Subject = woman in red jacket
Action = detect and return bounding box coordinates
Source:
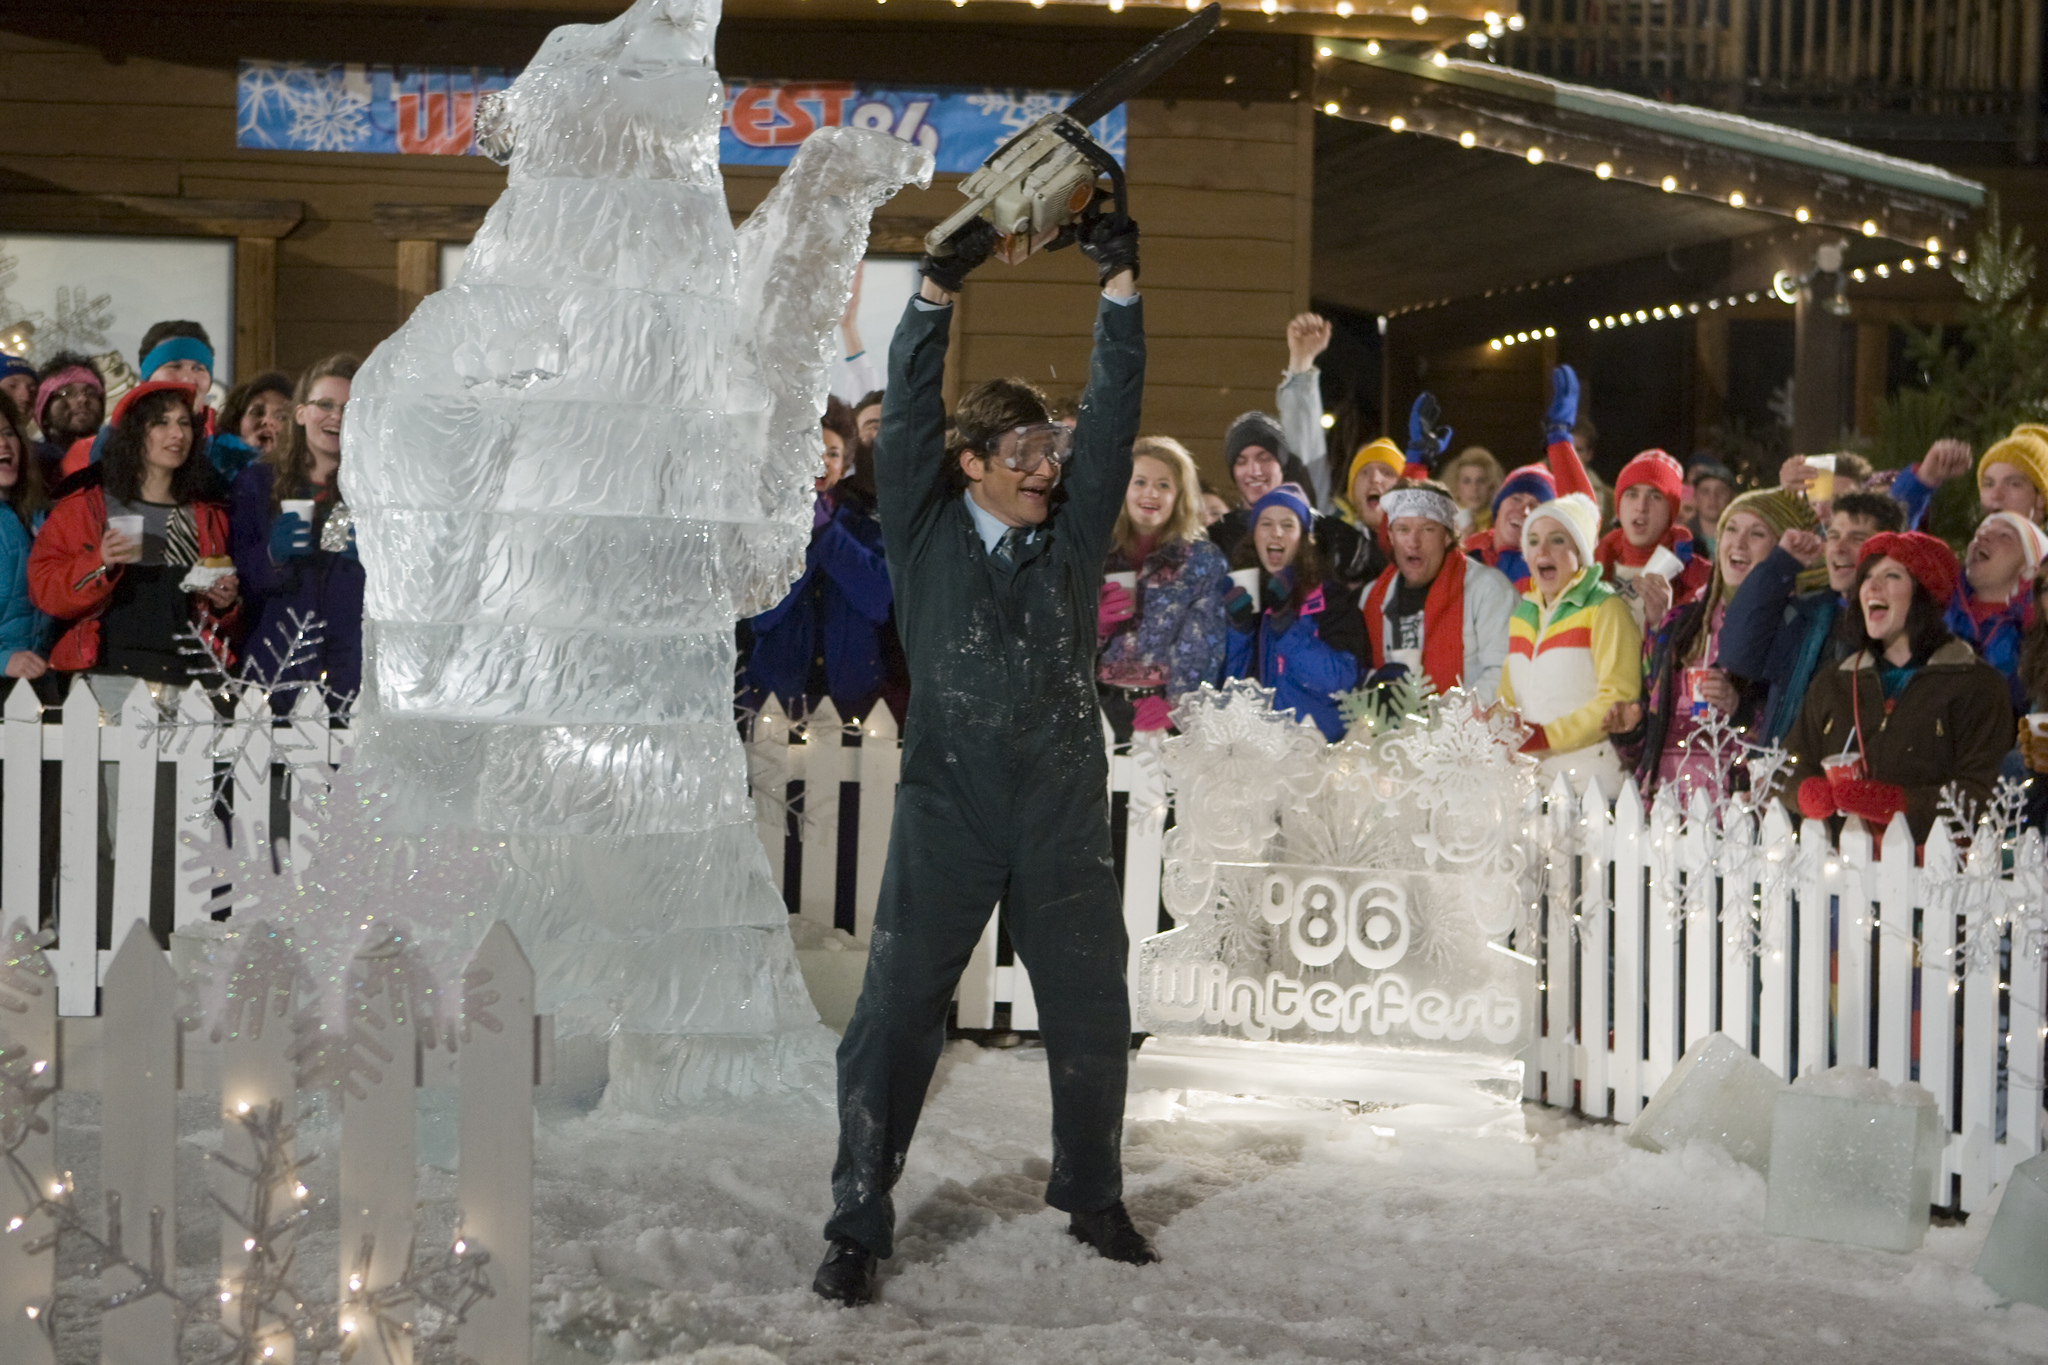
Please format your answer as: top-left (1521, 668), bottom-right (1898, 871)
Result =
top-left (29, 381), bottom-right (241, 685)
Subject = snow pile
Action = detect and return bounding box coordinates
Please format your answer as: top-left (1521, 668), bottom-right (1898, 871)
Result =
top-left (1791, 1065), bottom-right (1937, 1108)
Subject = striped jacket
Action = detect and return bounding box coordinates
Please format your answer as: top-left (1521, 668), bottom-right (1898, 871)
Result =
top-left (1500, 565), bottom-right (1642, 753)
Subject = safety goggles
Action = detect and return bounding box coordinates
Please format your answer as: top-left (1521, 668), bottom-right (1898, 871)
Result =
top-left (990, 422), bottom-right (1073, 474)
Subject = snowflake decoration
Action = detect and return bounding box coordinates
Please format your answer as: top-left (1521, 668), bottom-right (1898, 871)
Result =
top-left (1163, 678), bottom-right (1325, 857)
top-left (1374, 690), bottom-right (1535, 874)
top-left (241, 62), bottom-right (372, 153)
top-left (35, 284), bottom-right (113, 360)
top-left (965, 89), bottom-right (1073, 132)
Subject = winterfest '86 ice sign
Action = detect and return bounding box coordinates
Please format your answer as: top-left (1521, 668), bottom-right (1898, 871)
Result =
top-left (1137, 680), bottom-right (1541, 1055)
top-left (235, 61), bottom-right (1124, 172)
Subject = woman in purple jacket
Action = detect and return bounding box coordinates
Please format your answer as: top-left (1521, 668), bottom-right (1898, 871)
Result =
top-left (1096, 435), bottom-right (1228, 740)
top-left (229, 354), bottom-right (363, 711)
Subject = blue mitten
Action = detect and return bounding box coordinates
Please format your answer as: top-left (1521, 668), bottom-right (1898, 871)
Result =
top-left (269, 512), bottom-right (310, 561)
top-left (1544, 365), bottom-right (1580, 445)
top-left (1406, 393), bottom-right (1452, 472)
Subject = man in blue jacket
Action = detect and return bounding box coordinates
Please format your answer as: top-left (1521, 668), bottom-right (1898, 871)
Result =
top-left (1720, 490), bottom-right (1903, 743)
top-left (814, 210), bottom-right (1150, 1307)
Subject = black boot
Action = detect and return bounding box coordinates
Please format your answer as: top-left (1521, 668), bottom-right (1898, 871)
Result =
top-left (1067, 1200), bottom-right (1159, 1265)
top-left (811, 1236), bottom-right (879, 1306)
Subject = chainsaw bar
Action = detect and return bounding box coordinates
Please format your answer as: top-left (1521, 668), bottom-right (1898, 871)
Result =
top-left (1064, 2), bottom-right (1222, 130)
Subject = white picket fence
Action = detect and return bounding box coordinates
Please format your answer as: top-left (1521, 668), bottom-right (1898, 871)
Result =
top-left (5, 678), bottom-right (2042, 1222)
top-left (1527, 774), bottom-right (2048, 1215)
top-left (0, 916), bottom-right (539, 1365)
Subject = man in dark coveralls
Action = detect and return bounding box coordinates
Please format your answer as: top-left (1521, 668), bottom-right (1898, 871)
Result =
top-left (812, 213), bottom-right (1152, 1306)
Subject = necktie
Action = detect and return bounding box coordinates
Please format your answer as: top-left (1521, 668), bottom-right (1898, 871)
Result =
top-left (995, 525), bottom-right (1030, 566)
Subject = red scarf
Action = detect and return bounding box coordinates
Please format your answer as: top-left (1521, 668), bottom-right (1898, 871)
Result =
top-left (1594, 521), bottom-right (1692, 571)
top-left (1362, 550), bottom-right (1467, 693)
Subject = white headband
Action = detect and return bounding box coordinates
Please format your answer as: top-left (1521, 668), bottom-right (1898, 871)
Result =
top-left (1379, 487), bottom-right (1458, 530)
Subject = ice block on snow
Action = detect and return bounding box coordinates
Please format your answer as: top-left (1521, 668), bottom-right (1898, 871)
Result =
top-left (1764, 1067), bottom-right (1943, 1252)
top-left (1625, 1031), bottom-right (1783, 1172)
top-left (1974, 1151), bottom-right (2048, 1309)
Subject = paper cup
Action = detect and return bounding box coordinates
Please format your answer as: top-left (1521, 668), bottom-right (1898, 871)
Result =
top-left (106, 514), bottom-right (144, 542)
top-left (1823, 752), bottom-right (1866, 790)
top-left (1104, 571), bottom-right (1138, 594)
top-left (1229, 568), bottom-right (1262, 597)
top-left (2027, 712), bottom-right (2048, 739)
top-left (280, 499), bottom-right (315, 524)
top-left (1644, 544), bottom-right (1684, 581)
top-left (1805, 454), bottom-right (1836, 504)
top-left (1685, 666), bottom-right (1714, 717)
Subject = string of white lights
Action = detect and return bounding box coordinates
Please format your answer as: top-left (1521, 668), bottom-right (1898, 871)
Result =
top-left (1483, 244), bottom-right (1966, 350)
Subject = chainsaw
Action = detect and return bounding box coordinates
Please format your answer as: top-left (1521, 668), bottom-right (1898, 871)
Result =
top-left (923, 3), bottom-right (1221, 259)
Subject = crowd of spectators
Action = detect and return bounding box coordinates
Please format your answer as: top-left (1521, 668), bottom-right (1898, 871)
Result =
top-left (742, 309), bottom-right (2045, 847)
top-left (3, 301), bottom-right (2039, 848)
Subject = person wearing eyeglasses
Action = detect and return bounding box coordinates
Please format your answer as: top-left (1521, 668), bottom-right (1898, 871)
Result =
top-left (815, 207), bottom-right (1151, 1308)
top-left (228, 353), bottom-right (362, 713)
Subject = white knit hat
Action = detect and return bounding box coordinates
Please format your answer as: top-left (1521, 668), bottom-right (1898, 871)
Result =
top-left (1981, 511), bottom-right (2048, 576)
top-left (1522, 492), bottom-right (1602, 567)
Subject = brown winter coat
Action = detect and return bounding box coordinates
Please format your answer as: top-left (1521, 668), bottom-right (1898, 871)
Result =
top-left (1782, 638), bottom-right (2013, 842)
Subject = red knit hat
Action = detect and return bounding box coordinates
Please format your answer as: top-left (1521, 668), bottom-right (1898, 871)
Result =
top-left (1858, 530), bottom-right (1960, 605)
top-left (1615, 448), bottom-right (1686, 516)
top-left (109, 380), bottom-right (197, 426)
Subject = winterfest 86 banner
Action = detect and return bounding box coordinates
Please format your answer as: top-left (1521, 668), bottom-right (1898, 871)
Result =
top-left (234, 62), bottom-right (1125, 172)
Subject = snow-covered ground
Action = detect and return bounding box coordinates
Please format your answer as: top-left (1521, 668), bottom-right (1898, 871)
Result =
top-left (522, 1042), bottom-right (2047, 1365)
top-left (44, 1039), bottom-right (2047, 1364)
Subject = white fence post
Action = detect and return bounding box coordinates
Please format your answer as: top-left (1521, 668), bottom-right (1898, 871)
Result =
top-left (105, 680), bottom-right (158, 982)
top-left (1643, 789), bottom-right (1681, 1100)
top-left (0, 920), bottom-right (58, 1364)
top-left (1959, 818), bottom-right (2002, 1211)
top-left (171, 682), bottom-right (219, 932)
top-left (1755, 804), bottom-right (1794, 1078)
top-left (1121, 742), bottom-right (1168, 1022)
top-left (1836, 816), bottom-right (1875, 1068)
top-left (1, 683), bottom-right (42, 933)
top-left (1610, 781), bottom-right (1644, 1120)
top-left (1578, 779), bottom-right (1612, 1118)
top-left (1874, 811), bottom-right (1915, 1086)
top-left (1921, 820), bottom-right (1961, 1201)
top-left (1794, 815), bottom-right (1831, 1079)
top-left (55, 679), bottom-right (100, 1016)
top-left (797, 700), bottom-right (845, 929)
top-left (99, 921), bottom-right (179, 1363)
top-left (1540, 776), bottom-right (1576, 1107)
top-left (338, 934), bottom-right (418, 1365)
top-left (457, 923), bottom-right (533, 1365)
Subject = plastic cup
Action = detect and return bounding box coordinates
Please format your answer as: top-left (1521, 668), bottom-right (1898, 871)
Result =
top-left (106, 514), bottom-right (144, 542)
top-left (1644, 544), bottom-right (1684, 581)
top-left (1228, 568), bottom-right (1261, 598)
top-left (1104, 570), bottom-right (1137, 594)
top-left (1805, 454), bottom-right (1836, 504)
top-left (1685, 666), bottom-right (1714, 717)
top-left (2029, 712), bottom-right (2048, 739)
top-left (280, 498), bottom-right (315, 525)
top-left (1823, 752), bottom-right (1866, 791)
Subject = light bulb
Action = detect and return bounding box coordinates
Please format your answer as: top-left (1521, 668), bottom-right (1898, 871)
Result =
top-left (1411, 4), bottom-right (1429, 20)
top-left (1432, 50), bottom-right (1449, 66)
top-left (1595, 162), bottom-right (1612, 179)
top-left (1458, 130), bottom-right (1476, 148)
top-left (1925, 236), bottom-right (1941, 252)
top-left (1795, 206), bottom-right (1810, 222)
top-left (1365, 39), bottom-right (1380, 53)
top-left (1660, 175), bottom-right (1677, 192)
top-left (1337, 1), bottom-right (1354, 13)
top-left (1389, 115), bottom-right (1406, 131)
top-left (1323, 101), bottom-right (1339, 114)
top-left (1728, 191), bottom-right (1744, 207)
top-left (1318, 45), bottom-right (1332, 55)
top-left (1862, 219), bottom-right (1878, 236)
top-left (1526, 146), bottom-right (1543, 163)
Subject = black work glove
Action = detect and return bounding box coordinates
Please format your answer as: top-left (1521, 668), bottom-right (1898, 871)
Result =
top-left (919, 217), bottom-right (1001, 294)
top-left (1075, 211), bottom-right (1140, 286)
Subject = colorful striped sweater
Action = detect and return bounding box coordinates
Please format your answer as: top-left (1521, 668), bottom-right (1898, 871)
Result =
top-left (1500, 565), bottom-right (1643, 753)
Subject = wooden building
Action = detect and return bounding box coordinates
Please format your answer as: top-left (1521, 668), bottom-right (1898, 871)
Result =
top-left (0, 0), bottom-right (2023, 486)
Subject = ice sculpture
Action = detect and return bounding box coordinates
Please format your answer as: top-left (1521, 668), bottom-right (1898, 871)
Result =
top-left (1625, 1032), bottom-right (1785, 1173)
top-left (1129, 680), bottom-right (1540, 1132)
top-left (1974, 1151), bottom-right (2048, 1309)
top-left (342, 0), bottom-right (931, 1106)
top-left (1764, 1067), bottom-right (1943, 1252)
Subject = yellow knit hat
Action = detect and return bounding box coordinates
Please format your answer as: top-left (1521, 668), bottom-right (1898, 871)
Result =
top-left (1977, 430), bottom-right (2048, 506)
top-left (1345, 438), bottom-right (1404, 494)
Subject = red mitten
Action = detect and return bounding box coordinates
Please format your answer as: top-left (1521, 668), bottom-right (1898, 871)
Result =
top-left (1132, 695), bottom-right (1172, 732)
top-left (1835, 778), bottom-right (1906, 827)
top-left (1097, 582), bottom-right (1135, 638)
top-left (1519, 724), bottom-right (1548, 754)
top-left (1796, 777), bottom-right (1837, 821)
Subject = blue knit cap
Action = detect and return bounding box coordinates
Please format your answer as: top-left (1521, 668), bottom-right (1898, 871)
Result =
top-left (139, 334), bottom-right (213, 380)
top-left (0, 353), bottom-right (33, 385)
top-left (1248, 482), bottom-right (1314, 531)
top-left (1492, 463), bottom-right (1557, 515)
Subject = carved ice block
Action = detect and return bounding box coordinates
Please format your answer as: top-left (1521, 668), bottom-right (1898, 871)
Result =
top-left (1973, 1151), bottom-right (2048, 1309)
top-left (1625, 1031), bottom-right (1784, 1172)
top-left (1764, 1067), bottom-right (1943, 1252)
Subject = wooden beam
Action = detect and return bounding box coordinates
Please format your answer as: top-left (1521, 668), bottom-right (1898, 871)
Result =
top-left (234, 236), bottom-right (278, 378)
top-left (395, 240), bottom-right (439, 324)
top-left (0, 192), bottom-right (302, 239)
top-left (371, 203), bottom-right (490, 242)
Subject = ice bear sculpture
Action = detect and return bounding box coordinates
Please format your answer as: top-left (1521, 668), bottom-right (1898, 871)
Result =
top-left (343, 0), bottom-right (931, 1106)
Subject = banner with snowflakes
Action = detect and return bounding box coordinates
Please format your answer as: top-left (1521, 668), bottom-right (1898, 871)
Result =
top-left (236, 61), bottom-right (1124, 171)
top-left (719, 82), bottom-right (1125, 173)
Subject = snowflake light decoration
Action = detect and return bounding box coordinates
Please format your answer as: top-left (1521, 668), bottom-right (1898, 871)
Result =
top-left (1163, 678), bottom-right (1325, 857)
top-left (37, 285), bottom-right (113, 359)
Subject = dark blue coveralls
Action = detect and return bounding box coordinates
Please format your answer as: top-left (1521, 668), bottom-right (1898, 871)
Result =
top-left (824, 292), bottom-right (1145, 1258)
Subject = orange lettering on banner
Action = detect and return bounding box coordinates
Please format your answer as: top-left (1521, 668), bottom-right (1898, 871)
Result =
top-left (396, 84), bottom-right (480, 155)
top-left (725, 83), bottom-right (858, 148)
